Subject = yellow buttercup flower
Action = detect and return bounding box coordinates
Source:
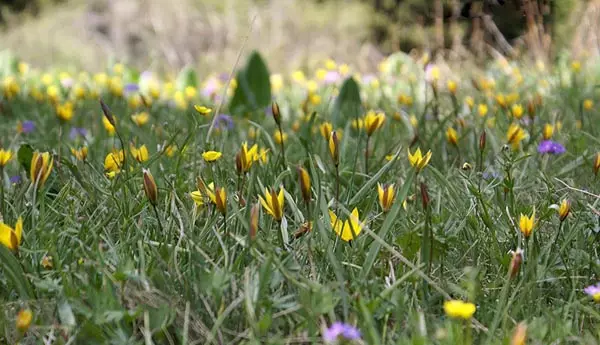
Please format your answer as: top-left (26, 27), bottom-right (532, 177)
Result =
top-left (202, 151), bottom-right (222, 162)
top-left (407, 148), bottom-right (432, 172)
top-left (444, 300), bottom-right (476, 319)
top-left (329, 208), bottom-right (362, 242)
top-left (30, 152), bottom-right (53, 188)
top-left (104, 150), bottom-right (124, 173)
top-left (511, 104), bottom-right (524, 119)
top-left (447, 80), bottom-right (457, 95)
top-left (583, 99), bottom-right (593, 111)
top-left (377, 183), bottom-right (395, 212)
top-left (478, 104), bottom-right (488, 117)
top-left (446, 127), bottom-right (458, 146)
top-left (16, 308), bottom-right (33, 332)
top-left (0, 217), bottom-right (23, 251)
top-left (364, 111), bottom-right (385, 136)
top-left (56, 102), bottom-right (74, 122)
top-left (70, 147), bottom-right (88, 161)
top-left (194, 105), bottom-right (212, 116)
top-left (274, 130), bottom-right (288, 145)
top-left (519, 208), bottom-right (535, 239)
top-left (131, 112), bottom-right (150, 126)
top-left (507, 124), bottom-right (526, 149)
top-left (0, 149), bottom-right (13, 167)
top-left (185, 86), bottom-right (197, 100)
top-left (465, 96), bottom-right (475, 110)
top-left (259, 187), bottom-right (285, 221)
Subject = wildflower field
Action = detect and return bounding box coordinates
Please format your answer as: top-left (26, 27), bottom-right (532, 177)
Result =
top-left (1, 51), bottom-right (600, 345)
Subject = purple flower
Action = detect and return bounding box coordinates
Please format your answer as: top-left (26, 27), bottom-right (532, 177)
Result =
top-left (323, 322), bottom-right (361, 343)
top-left (324, 71), bottom-right (341, 84)
top-left (202, 78), bottom-right (220, 98)
top-left (537, 140), bottom-right (566, 155)
top-left (69, 127), bottom-right (88, 140)
top-left (124, 83), bottom-right (140, 94)
top-left (584, 283), bottom-right (600, 302)
top-left (18, 120), bottom-right (35, 134)
top-left (9, 175), bottom-right (21, 184)
top-left (215, 114), bottom-right (234, 130)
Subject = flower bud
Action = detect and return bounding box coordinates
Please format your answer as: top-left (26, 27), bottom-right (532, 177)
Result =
top-left (509, 248), bottom-right (523, 279)
top-left (100, 98), bottom-right (116, 127)
top-left (558, 199), bottom-right (570, 222)
top-left (420, 182), bottom-right (429, 209)
top-left (249, 203), bottom-right (259, 240)
top-left (16, 308), bottom-right (33, 333)
top-left (215, 187), bottom-right (227, 216)
top-left (272, 102), bottom-right (281, 126)
top-left (298, 166), bottom-right (311, 203)
top-left (479, 130), bottom-right (486, 152)
top-left (142, 169), bottom-right (158, 206)
top-left (329, 131), bottom-right (339, 166)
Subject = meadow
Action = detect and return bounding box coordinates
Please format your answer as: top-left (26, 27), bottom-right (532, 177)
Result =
top-left (0, 50), bottom-right (600, 344)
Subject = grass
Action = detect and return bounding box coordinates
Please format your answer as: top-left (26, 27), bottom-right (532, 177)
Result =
top-left (0, 53), bottom-right (600, 345)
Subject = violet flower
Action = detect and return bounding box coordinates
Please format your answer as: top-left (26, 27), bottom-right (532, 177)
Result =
top-left (215, 114), bottom-right (234, 130)
top-left (323, 322), bottom-right (361, 343)
top-left (537, 140), bottom-right (565, 155)
top-left (584, 283), bottom-right (600, 302)
top-left (69, 127), bottom-right (88, 140)
top-left (18, 120), bottom-right (35, 134)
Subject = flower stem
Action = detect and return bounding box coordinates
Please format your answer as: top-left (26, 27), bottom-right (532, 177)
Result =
top-left (277, 123), bottom-right (287, 171)
top-left (365, 135), bottom-right (370, 175)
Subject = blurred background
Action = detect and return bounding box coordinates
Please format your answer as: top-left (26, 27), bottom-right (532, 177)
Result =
top-left (0, 0), bottom-right (597, 74)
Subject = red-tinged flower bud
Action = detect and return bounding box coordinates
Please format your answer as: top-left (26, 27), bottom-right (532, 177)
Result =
top-left (509, 248), bottom-right (523, 279)
top-left (298, 166), bottom-right (311, 203)
top-left (329, 131), bottom-right (339, 166)
top-left (235, 152), bottom-right (243, 175)
top-left (143, 169), bottom-right (158, 206)
top-left (215, 187), bottom-right (227, 216)
top-left (100, 99), bottom-right (116, 127)
top-left (479, 130), bottom-right (487, 152)
top-left (420, 182), bottom-right (429, 209)
top-left (272, 102), bottom-right (281, 126)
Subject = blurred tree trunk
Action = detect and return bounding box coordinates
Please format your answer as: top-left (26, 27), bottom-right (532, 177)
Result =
top-left (434, 0), bottom-right (444, 53)
top-left (470, 1), bottom-right (484, 59)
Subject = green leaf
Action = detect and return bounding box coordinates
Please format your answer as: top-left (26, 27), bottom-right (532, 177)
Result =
top-left (176, 65), bottom-right (198, 91)
top-left (333, 77), bottom-right (362, 126)
top-left (17, 144), bottom-right (33, 175)
top-left (0, 245), bottom-right (34, 299)
top-left (229, 51), bottom-right (271, 114)
top-left (360, 171), bottom-right (415, 280)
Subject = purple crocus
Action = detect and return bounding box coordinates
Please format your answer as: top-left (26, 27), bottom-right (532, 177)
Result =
top-left (537, 140), bottom-right (566, 155)
top-left (584, 283), bottom-right (600, 302)
top-left (124, 83), bottom-right (140, 94)
top-left (18, 120), bottom-right (35, 134)
top-left (9, 175), bottom-right (21, 184)
top-left (215, 114), bottom-right (234, 130)
top-left (69, 127), bottom-right (88, 140)
top-left (323, 322), bottom-right (361, 343)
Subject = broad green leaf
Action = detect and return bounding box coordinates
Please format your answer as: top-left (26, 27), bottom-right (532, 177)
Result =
top-left (0, 245), bottom-right (34, 299)
top-left (333, 77), bottom-right (362, 126)
top-left (17, 144), bottom-right (33, 175)
top-left (229, 51), bottom-right (271, 114)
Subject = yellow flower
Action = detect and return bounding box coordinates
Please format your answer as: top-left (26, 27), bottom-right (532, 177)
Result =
top-left (104, 150), bottom-right (124, 173)
top-left (478, 104), bottom-right (488, 117)
top-left (16, 308), bottom-right (33, 332)
top-left (364, 111), bottom-right (385, 136)
top-left (164, 145), bottom-right (177, 157)
top-left (329, 131), bottom-right (339, 165)
top-left (542, 123), bottom-right (554, 140)
top-left (443, 300), bottom-right (476, 319)
top-left (110, 76), bottom-right (123, 97)
top-left (194, 105), bottom-right (212, 116)
top-left (56, 102), bottom-right (74, 121)
top-left (274, 131), bottom-right (288, 145)
top-left (519, 209), bottom-right (535, 239)
top-left (131, 112), bottom-right (150, 126)
top-left (70, 147), bottom-right (88, 161)
top-left (309, 93), bottom-right (321, 105)
top-left (103, 115), bottom-right (116, 135)
top-left (446, 127), bottom-right (458, 146)
top-left (352, 118), bottom-right (364, 130)
top-left (465, 96), bottom-right (475, 110)
top-left (214, 187), bottom-right (227, 215)
top-left (237, 142), bottom-right (258, 174)
top-left (594, 152), bottom-right (600, 175)
top-left (72, 84), bottom-right (86, 100)
top-left (398, 94), bottom-right (413, 106)
top-left (571, 60), bottom-right (581, 73)
top-left (511, 104), bottom-right (524, 119)
top-left (259, 187), bottom-right (285, 221)
top-left (185, 86), bottom-right (197, 100)
top-left (583, 99), bottom-right (594, 111)
top-left (190, 181), bottom-right (217, 207)
top-left (320, 122), bottom-right (333, 140)
top-left (409, 115), bottom-right (418, 128)
top-left (270, 74), bottom-right (284, 93)
top-left (256, 147), bottom-right (269, 164)
top-left (377, 183), bottom-right (395, 212)
top-left (0, 217), bottom-right (23, 251)
top-left (298, 166), bottom-right (311, 203)
top-left (511, 322), bottom-right (527, 345)
top-left (329, 208), bottom-right (362, 242)
top-left (46, 85), bottom-right (60, 104)
top-left (306, 80), bottom-right (319, 93)
top-left (496, 93), bottom-right (507, 109)
top-left (202, 151), bottom-right (222, 162)
top-left (130, 144), bottom-right (149, 163)
top-left (291, 70), bottom-right (306, 84)
top-left (558, 199), bottom-right (570, 222)
top-left (30, 152), bottom-right (53, 188)
top-left (407, 148), bottom-right (432, 172)
top-left (507, 124), bottom-right (526, 149)
top-left (0, 149), bottom-right (13, 167)
top-left (447, 80), bottom-right (457, 95)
